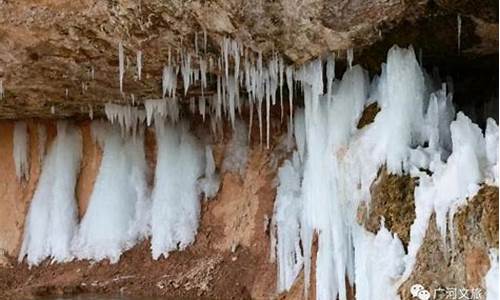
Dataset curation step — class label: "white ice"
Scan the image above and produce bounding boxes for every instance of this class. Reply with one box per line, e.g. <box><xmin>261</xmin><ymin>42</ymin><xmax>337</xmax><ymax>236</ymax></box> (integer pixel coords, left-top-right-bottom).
<box><xmin>13</xmin><ymin>121</ymin><xmax>29</xmax><ymax>181</ymax></box>
<box><xmin>151</xmin><ymin>122</ymin><xmax>204</xmax><ymax>259</ymax></box>
<box><xmin>19</xmin><ymin>122</ymin><xmax>82</xmax><ymax>266</ymax></box>
<box><xmin>72</xmin><ymin>122</ymin><xmax>150</xmax><ymax>263</ymax></box>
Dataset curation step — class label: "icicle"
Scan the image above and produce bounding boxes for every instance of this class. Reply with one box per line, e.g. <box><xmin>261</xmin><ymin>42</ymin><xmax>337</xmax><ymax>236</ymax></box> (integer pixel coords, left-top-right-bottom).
<box><xmin>227</xmin><ymin>75</ymin><xmax>237</xmax><ymax>128</ymax></box>
<box><xmin>137</xmin><ymin>50</ymin><xmax>142</xmax><ymax>80</ymax></box>
<box><xmin>200</xmin><ymin>58</ymin><xmax>207</xmax><ymax>97</ymax></box>
<box><xmin>326</xmin><ymin>53</ymin><xmax>336</xmax><ymax>98</ymax></box>
<box><xmin>88</xmin><ymin>104</ymin><xmax>94</xmax><ymax>120</ymax></box>
<box><xmin>198</xmin><ymin>145</ymin><xmax>220</xmax><ymax>200</ymax></box>
<box><xmin>51</xmin><ymin>106</ymin><xmax>55</xmax><ymax>114</ymax></box>
<box><xmin>203</xmin><ymin>29</ymin><xmax>207</xmax><ymax>52</ymax></box>
<box><xmin>91</xmin><ymin>66</ymin><xmax>95</xmax><ymax>80</ymax></box>
<box><xmin>216</xmin><ymin>74</ymin><xmax>222</xmax><ymax>120</ymax></box>
<box><xmin>279</xmin><ymin>56</ymin><xmax>285</xmax><ymax>122</ymax></box>
<box><xmin>119</xmin><ymin>42</ymin><xmax>124</xmax><ymax>93</ymax></box>
<box><xmin>104</xmin><ymin>103</ymin><xmax>146</xmax><ymax>135</ymax></box>
<box><xmin>347</xmin><ymin>48</ymin><xmax>353</xmax><ymax>69</ymax></box>
<box><xmin>13</xmin><ymin>122</ymin><xmax>29</xmax><ymax>181</ymax></box>
<box><xmin>232</xmin><ymin>40</ymin><xmax>240</xmax><ymax>82</ymax></box>
<box><xmin>457</xmin><ymin>14</ymin><xmax>462</xmax><ymax>53</ymax></box>
<box><xmin>199</xmin><ymin>97</ymin><xmax>206</xmax><ymax>121</ymax></box>
<box><xmin>65</xmin><ymin>88</ymin><xmax>69</xmax><ymax>98</ymax></box>
<box><xmin>162</xmin><ymin>65</ymin><xmax>177</xmax><ymax>99</ymax></box>
<box><xmin>286</xmin><ymin>66</ymin><xmax>294</xmax><ymax>123</ymax></box>
<box><xmin>0</xmin><ymin>79</ymin><xmax>3</xmax><ymax>100</ymax></box>
<box><xmin>266</xmin><ymin>79</ymin><xmax>271</xmax><ymax>149</ymax></box>
<box><xmin>195</xmin><ymin>32</ymin><xmax>199</xmax><ymax>57</ymax></box>
<box><xmin>248</xmin><ymin>100</ymin><xmax>254</xmax><ymax>142</ymax></box>
<box><xmin>181</xmin><ymin>52</ymin><xmax>192</xmax><ymax>95</ymax></box>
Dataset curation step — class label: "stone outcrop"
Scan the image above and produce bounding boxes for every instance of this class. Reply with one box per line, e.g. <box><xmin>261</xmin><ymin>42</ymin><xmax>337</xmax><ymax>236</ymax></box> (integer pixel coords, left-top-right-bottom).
<box><xmin>0</xmin><ymin>0</ymin><xmax>497</xmax><ymax>118</ymax></box>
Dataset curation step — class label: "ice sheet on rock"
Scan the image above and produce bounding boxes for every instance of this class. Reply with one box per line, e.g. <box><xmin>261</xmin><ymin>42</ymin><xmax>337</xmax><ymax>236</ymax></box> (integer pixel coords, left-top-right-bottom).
<box><xmin>72</xmin><ymin>123</ymin><xmax>150</xmax><ymax>263</ymax></box>
<box><xmin>485</xmin><ymin>249</ymin><xmax>499</xmax><ymax>300</ymax></box>
<box><xmin>151</xmin><ymin>122</ymin><xmax>204</xmax><ymax>259</ymax></box>
<box><xmin>402</xmin><ymin>112</ymin><xmax>489</xmax><ymax>282</ymax></box>
<box><xmin>162</xmin><ymin>65</ymin><xmax>177</xmax><ymax>99</ymax></box>
<box><xmin>198</xmin><ymin>145</ymin><xmax>220</xmax><ymax>200</ymax></box>
<box><xmin>373</xmin><ymin>46</ymin><xmax>426</xmax><ymax>173</ymax></box>
<box><xmin>273</xmin><ymin>151</ymin><xmax>303</xmax><ymax>292</ymax></box>
<box><xmin>485</xmin><ymin>118</ymin><xmax>499</xmax><ymax>185</ymax></box>
<box><xmin>353</xmin><ymin>223</ymin><xmax>405</xmax><ymax>300</ymax></box>
<box><xmin>13</xmin><ymin>121</ymin><xmax>29</xmax><ymax>181</ymax></box>
<box><xmin>19</xmin><ymin>123</ymin><xmax>82</xmax><ymax>266</ymax></box>
<box><xmin>296</xmin><ymin>57</ymin><xmax>368</xmax><ymax>300</ymax></box>
<box><xmin>293</xmin><ymin>109</ymin><xmax>306</xmax><ymax>162</ymax></box>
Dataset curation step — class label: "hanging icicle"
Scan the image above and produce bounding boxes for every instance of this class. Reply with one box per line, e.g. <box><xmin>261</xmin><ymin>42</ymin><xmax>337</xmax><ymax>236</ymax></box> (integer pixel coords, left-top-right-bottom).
<box><xmin>118</xmin><ymin>42</ymin><xmax>125</xmax><ymax>93</ymax></box>
<box><xmin>457</xmin><ymin>14</ymin><xmax>462</xmax><ymax>53</ymax></box>
<box><xmin>137</xmin><ymin>50</ymin><xmax>143</xmax><ymax>80</ymax></box>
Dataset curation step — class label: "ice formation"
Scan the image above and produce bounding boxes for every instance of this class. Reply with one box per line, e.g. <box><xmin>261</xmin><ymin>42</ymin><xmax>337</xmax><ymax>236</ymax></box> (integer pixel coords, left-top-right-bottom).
<box><xmin>19</xmin><ymin>123</ymin><xmax>82</xmax><ymax>266</ymax></box>
<box><xmin>347</xmin><ymin>48</ymin><xmax>354</xmax><ymax>69</ymax></box>
<box><xmin>118</xmin><ymin>42</ymin><xmax>124</xmax><ymax>93</ymax></box>
<box><xmin>353</xmin><ymin>222</ymin><xmax>405</xmax><ymax>300</ymax></box>
<box><xmin>198</xmin><ymin>145</ymin><xmax>220</xmax><ymax>200</ymax></box>
<box><xmin>273</xmin><ymin>151</ymin><xmax>303</xmax><ymax>292</ymax></box>
<box><xmin>137</xmin><ymin>50</ymin><xmax>142</xmax><ymax>80</ymax></box>
<box><xmin>13</xmin><ymin>121</ymin><xmax>29</xmax><ymax>181</ymax></box>
<box><xmin>72</xmin><ymin>122</ymin><xmax>149</xmax><ymax>263</ymax></box>
<box><xmin>486</xmin><ymin>249</ymin><xmax>499</xmax><ymax>300</ymax></box>
<box><xmin>11</xmin><ymin>37</ymin><xmax>497</xmax><ymax>300</ymax></box>
<box><xmin>0</xmin><ymin>79</ymin><xmax>4</xmax><ymax>99</ymax></box>
<box><xmin>271</xmin><ymin>44</ymin><xmax>498</xmax><ymax>300</ymax></box>
<box><xmin>104</xmin><ymin>103</ymin><xmax>146</xmax><ymax>136</ymax></box>
<box><xmin>151</xmin><ymin>122</ymin><xmax>204</xmax><ymax>259</ymax></box>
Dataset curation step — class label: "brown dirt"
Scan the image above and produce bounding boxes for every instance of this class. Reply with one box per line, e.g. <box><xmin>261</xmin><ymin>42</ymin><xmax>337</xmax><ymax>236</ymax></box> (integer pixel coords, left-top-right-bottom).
<box><xmin>359</xmin><ymin>168</ymin><xmax>416</xmax><ymax>248</ymax></box>
<box><xmin>356</xmin><ymin>102</ymin><xmax>380</xmax><ymax>129</ymax></box>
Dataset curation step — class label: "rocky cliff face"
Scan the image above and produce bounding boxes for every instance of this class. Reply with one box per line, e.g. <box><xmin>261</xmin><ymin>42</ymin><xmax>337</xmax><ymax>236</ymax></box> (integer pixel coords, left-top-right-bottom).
<box><xmin>0</xmin><ymin>0</ymin><xmax>497</xmax><ymax>118</ymax></box>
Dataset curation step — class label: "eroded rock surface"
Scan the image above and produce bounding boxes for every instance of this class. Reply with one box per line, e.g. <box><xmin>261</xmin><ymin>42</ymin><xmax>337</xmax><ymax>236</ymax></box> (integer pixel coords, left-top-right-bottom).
<box><xmin>0</xmin><ymin>0</ymin><xmax>497</xmax><ymax>118</ymax></box>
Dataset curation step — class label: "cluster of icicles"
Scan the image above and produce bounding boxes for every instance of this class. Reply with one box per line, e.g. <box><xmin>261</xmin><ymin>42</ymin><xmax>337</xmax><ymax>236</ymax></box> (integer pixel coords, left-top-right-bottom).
<box><xmin>107</xmin><ymin>37</ymin><xmax>302</xmax><ymax>149</ymax></box>
<box><xmin>17</xmin><ymin>119</ymin><xmax>222</xmax><ymax>265</ymax></box>
<box><xmin>15</xmin><ymin>44</ymin><xmax>499</xmax><ymax>300</ymax></box>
